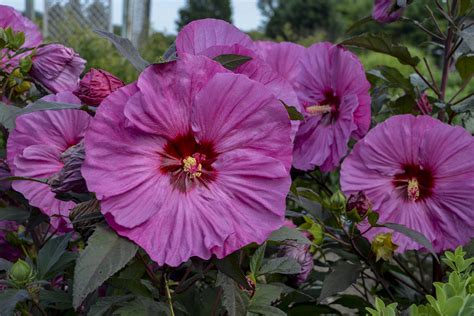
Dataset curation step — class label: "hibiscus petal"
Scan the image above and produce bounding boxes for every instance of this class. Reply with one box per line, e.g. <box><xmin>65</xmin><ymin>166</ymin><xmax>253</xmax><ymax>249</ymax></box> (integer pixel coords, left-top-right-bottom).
<box><xmin>176</xmin><ymin>18</ymin><xmax>254</xmax><ymax>55</ymax></box>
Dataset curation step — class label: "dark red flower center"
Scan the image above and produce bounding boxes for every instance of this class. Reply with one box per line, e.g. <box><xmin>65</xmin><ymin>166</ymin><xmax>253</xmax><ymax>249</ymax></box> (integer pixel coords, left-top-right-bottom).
<box><xmin>392</xmin><ymin>164</ymin><xmax>434</xmax><ymax>202</ymax></box>
<box><xmin>305</xmin><ymin>89</ymin><xmax>340</xmax><ymax>123</ymax></box>
<box><xmin>159</xmin><ymin>133</ymin><xmax>217</xmax><ymax>192</ymax></box>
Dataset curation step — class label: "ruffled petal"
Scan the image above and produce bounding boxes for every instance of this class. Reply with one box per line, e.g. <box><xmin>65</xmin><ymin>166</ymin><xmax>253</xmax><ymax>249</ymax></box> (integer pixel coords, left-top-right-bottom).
<box><xmin>191</xmin><ymin>73</ymin><xmax>293</xmax><ymax>171</ymax></box>
<box><xmin>176</xmin><ymin>18</ymin><xmax>254</xmax><ymax>55</ymax></box>
<box><xmin>293</xmin><ymin>94</ymin><xmax>358</xmax><ymax>171</ymax></box>
<box><xmin>124</xmin><ymin>54</ymin><xmax>227</xmax><ymax>138</ymax></box>
<box><xmin>254</xmin><ymin>41</ymin><xmax>305</xmax><ymax>83</ymax></box>
<box><xmin>7</xmin><ymin>109</ymin><xmax>91</xmax><ymax>172</ymax></box>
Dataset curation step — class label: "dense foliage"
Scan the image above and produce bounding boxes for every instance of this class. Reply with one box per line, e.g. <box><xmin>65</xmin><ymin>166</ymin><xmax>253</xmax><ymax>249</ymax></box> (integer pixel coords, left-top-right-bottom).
<box><xmin>0</xmin><ymin>1</ymin><xmax>473</xmax><ymax>315</ymax></box>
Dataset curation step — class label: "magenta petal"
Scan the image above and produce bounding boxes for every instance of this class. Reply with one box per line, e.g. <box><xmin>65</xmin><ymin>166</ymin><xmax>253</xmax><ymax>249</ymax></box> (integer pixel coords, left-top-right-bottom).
<box><xmin>12</xmin><ymin>144</ymin><xmax>74</xmax><ymax>217</ymax></box>
<box><xmin>0</xmin><ymin>5</ymin><xmax>42</xmax><ymax>48</ymax></box>
<box><xmin>293</xmin><ymin>94</ymin><xmax>358</xmax><ymax>171</ymax></box>
<box><xmin>123</xmin><ymin>54</ymin><xmax>228</xmax><ymax>138</ymax></box>
<box><xmin>176</xmin><ymin>18</ymin><xmax>254</xmax><ymax>55</ymax></box>
<box><xmin>7</xmin><ymin>109</ymin><xmax>91</xmax><ymax>173</ymax></box>
<box><xmin>41</xmin><ymin>91</ymin><xmax>82</xmax><ymax>104</ymax></box>
<box><xmin>105</xmin><ymin>188</ymin><xmax>234</xmax><ymax>267</ymax></box>
<box><xmin>254</xmin><ymin>41</ymin><xmax>305</xmax><ymax>83</ymax></box>
<box><xmin>210</xmin><ymin>150</ymin><xmax>289</xmax><ymax>258</ymax></box>
<box><xmin>191</xmin><ymin>73</ymin><xmax>293</xmax><ymax>171</ymax></box>
<box><xmin>83</xmin><ymin>84</ymin><xmax>174</xmax><ymax>227</ymax></box>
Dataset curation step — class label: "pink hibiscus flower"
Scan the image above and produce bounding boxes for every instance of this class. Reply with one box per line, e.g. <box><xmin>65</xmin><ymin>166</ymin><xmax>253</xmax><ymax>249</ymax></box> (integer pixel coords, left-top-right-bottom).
<box><xmin>292</xmin><ymin>42</ymin><xmax>371</xmax><ymax>172</ymax></box>
<box><xmin>7</xmin><ymin>109</ymin><xmax>91</xmax><ymax>222</ymax></box>
<box><xmin>341</xmin><ymin>115</ymin><xmax>474</xmax><ymax>252</ymax></box>
<box><xmin>82</xmin><ymin>54</ymin><xmax>293</xmax><ymax>266</ymax></box>
<box><xmin>175</xmin><ymin>19</ymin><xmax>302</xmax><ymax>140</ymax></box>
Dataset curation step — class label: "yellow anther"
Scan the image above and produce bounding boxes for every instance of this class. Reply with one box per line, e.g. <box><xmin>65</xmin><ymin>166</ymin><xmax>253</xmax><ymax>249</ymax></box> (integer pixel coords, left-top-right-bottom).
<box><xmin>306</xmin><ymin>105</ymin><xmax>332</xmax><ymax>115</ymax></box>
<box><xmin>407</xmin><ymin>178</ymin><xmax>420</xmax><ymax>201</ymax></box>
<box><xmin>182</xmin><ymin>156</ymin><xmax>202</xmax><ymax>178</ymax></box>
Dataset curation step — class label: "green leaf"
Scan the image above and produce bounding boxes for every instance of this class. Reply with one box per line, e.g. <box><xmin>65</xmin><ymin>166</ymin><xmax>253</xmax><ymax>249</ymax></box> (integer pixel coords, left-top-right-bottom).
<box><xmin>345</xmin><ymin>15</ymin><xmax>373</xmax><ymax>34</ymax></box>
<box><xmin>39</xmin><ymin>289</ymin><xmax>72</xmax><ymax>310</ymax></box>
<box><xmin>0</xmin><ymin>289</ymin><xmax>30</xmax><ymax>316</ymax></box>
<box><xmin>162</xmin><ymin>42</ymin><xmax>177</xmax><ymax>61</ymax></box>
<box><xmin>332</xmin><ymin>294</ymin><xmax>370</xmax><ymax>315</ymax></box>
<box><xmin>0</xmin><ymin>102</ymin><xmax>21</xmax><ymax>131</ymax></box>
<box><xmin>213</xmin><ymin>54</ymin><xmax>252</xmax><ymax>70</ymax></box>
<box><xmin>216</xmin><ymin>271</ymin><xmax>249</xmax><ymax>316</ymax></box>
<box><xmin>0</xmin><ymin>100</ymin><xmax>85</xmax><ymax>131</ymax></box>
<box><xmin>107</xmin><ymin>277</ymin><xmax>152</xmax><ymax>298</ymax></box>
<box><xmin>368</xmin><ymin>66</ymin><xmax>414</xmax><ymax>93</ymax></box>
<box><xmin>95</xmin><ymin>30</ymin><xmax>150</xmax><ymax>72</ymax></box>
<box><xmin>368</xmin><ymin>212</ymin><xmax>379</xmax><ymax>226</ymax></box>
<box><xmin>113</xmin><ymin>297</ymin><xmax>170</xmax><ymax>316</ymax></box>
<box><xmin>455</xmin><ymin>54</ymin><xmax>474</xmax><ymax>83</ymax></box>
<box><xmin>341</xmin><ymin>34</ymin><xmax>420</xmax><ymax>66</ymax></box>
<box><xmin>37</xmin><ymin>233</ymin><xmax>72</xmax><ymax>279</ymax></box>
<box><xmin>288</xmin><ymin>304</ymin><xmax>342</xmax><ymax>315</ymax></box>
<box><xmin>259</xmin><ymin>257</ymin><xmax>301</xmax><ymax>275</ymax></box>
<box><xmin>319</xmin><ymin>261</ymin><xmax>361</xmax><ymax>301</ymax></box>
<box><xmin>0</xmin><ymin>258</ymin><xmax>13</xmax><ymax>271</ymax></box>
<box><xmin>268</xmin><ymin>227</ymin><xmax>311</xmax><ymax>245</ymax></box>
<box><xmin>213</xmin><ymin>252</ymin><xmax>251</xmax><ymax>290</ymax></box>
<box><xmin>72</xmin><ymin>225</ymin><xmax>138</xmax><ymax>309</ymax></box>
<box><xmin>452</xmin><ymin>95</ymin><xmax>474</xmax><ymax>113</ymax></box>
<box><xmin>283</xmin><ymin>103</ymin><xmax>304</xmax><ymax>121</ymax></box>
<box><xmin>0</xmin><ymin>207</ymin><xmax>30</xmax><ymax>222</ymax></box>
<box><xmin>87</xmin><ymin>295</ymin><xmax>134</xmax><ymax>316</ymax></box>
<box><xmin>247</xmin><ymin>304</ymin><xmax>286</xmax><ymax>316</ymax></box>
<box><xmin>251</xmin><ymin>284</ymin><xmax>283</xmax><ymax>306</ymax></box>
<box><xmin>383</xmin><ymin>222</ymin><xmax>437</xmax><ymax>259</ymax></box>
<box><xmin>250</xmin><ymin>243</ymin><xmax>266</xmax><ymax>276</ymax></box>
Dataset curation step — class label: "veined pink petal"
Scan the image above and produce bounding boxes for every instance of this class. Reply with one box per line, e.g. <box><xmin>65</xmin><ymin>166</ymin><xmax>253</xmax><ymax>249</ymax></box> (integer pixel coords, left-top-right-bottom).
<box><xmin>191</xmin><ymin>73</ymin><xmax>292</xmax><ymax>171</ymax></box>
<box><xmin>176</xmin><ymin>18</ymin><xmax>254</xmax><ymax>55</ymax></box>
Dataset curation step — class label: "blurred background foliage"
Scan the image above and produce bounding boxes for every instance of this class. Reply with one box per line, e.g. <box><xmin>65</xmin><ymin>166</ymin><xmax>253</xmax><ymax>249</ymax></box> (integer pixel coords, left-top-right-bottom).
<box><xmin>39</xmin><ymin>0</ymin><xmax>471</xmax><ymax>96</ymax></box>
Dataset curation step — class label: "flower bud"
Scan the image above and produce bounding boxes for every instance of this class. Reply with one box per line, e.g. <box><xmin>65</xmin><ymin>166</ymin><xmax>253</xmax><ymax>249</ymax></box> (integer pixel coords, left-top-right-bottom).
<box><xmin>30</xmin><ymin>44</ymin><xmax>85</xmax><ymax>93</ymax></box>
<box><xmin>278</xmin><ymin>240</ymin><xmax>314</xmax><ymax>286</ymax></box>
<box><xmin>73</xmin><ymin>68</ymin><xmax>124</xmax><ymax>106</ymax></box>
<box><xmin>417</xmin><ymin>92</ymin><xmax>432</xmax><ymax>115</ymax></box>
<box><xmin>372</xmin><ymin>0</ymin><xmax>404</xmax><ymax>24</ymax></box>
<box><xmin>330</xmin><ymin>190</ymin><xmax>346</xmax><ymax>211</ymax></box>
<box><xmin>371</xmin><ymin>233</ymin><xmax>398</xmax><ymax>261</ymax></box>
<box><xmin>346</xmin><ymin>191</ymin><xmax>372</xmax><ymax>218</ymax></box>
<box><xmin>8</xmin><ymin>259</ymin><xmax>35</xmax><ymax>286</ymax></box>
<box><xmin>48</xmin><ymin>141</ymin><xmax>87</xmax><ymax>194</ymax></box>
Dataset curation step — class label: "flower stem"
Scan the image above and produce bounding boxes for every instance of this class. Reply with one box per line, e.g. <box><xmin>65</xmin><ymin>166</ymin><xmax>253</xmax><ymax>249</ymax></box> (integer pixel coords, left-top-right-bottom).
<box><xmin>164</xmin><ymin>273</ymin><xmax>175</xmax><ymax>316</ymax></box>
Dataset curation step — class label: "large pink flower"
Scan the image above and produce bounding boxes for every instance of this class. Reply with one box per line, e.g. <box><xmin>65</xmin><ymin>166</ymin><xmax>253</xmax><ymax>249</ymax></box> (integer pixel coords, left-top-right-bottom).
<box><xmin>341</xmin><ymin>115</ymin><xmax>474</xmax><ymax>252</ymax></box>
<box><xmin>82</xmin><ymin>54</ymin><xmax>293</xmax><ymax>266</ymax></box>
<box><xmin>176</xmin><ymin>19</ymin><xmax>302</xmax><ymax>140</ymax></box>
<box><xmin>293</xmin><ymin>42</ymin><xmax>371</xmax><ymax>172</ymax></box>
<box><xmin>7</xmin><ymin>109</ymin><xmax>91</xmax><ymax>221</ymax></box>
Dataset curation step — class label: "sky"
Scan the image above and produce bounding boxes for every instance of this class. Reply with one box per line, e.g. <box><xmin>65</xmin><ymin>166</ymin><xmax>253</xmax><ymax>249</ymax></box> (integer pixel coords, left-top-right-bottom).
<box><xmin>0</xmin><ymin>0</ymin><xmax>264</xmax><ymax>34</ymax></box>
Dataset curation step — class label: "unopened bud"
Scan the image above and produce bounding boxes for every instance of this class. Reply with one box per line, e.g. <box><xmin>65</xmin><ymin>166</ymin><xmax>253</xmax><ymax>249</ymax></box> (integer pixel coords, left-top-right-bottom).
<box><xmin>9</xmin><ymin>259</ymin><xmax>35</xmax><ymax>286</ymax></box>
<box><xmin>278</xmin><ymin>240</ymin><xmax>314</xmax><ymax>286</ymax></box>
<box><xmin>346</xmin><ymin>191</ymin><xmax>372</xmax><ymax>222</ymax></box>
<box><xmin>371</xmin><ymin>233</ymin><xmax>398</xmax><ymax>262</ymax></box>
<box><xmin>330</xmin><ymin>190</ymin><xmax>346</xmax><ymax>211</ymax></box>
<box><xmin>48</xmin><ymin>141</ymin><xmax>87</xmax><ymax>194</ymax></box>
